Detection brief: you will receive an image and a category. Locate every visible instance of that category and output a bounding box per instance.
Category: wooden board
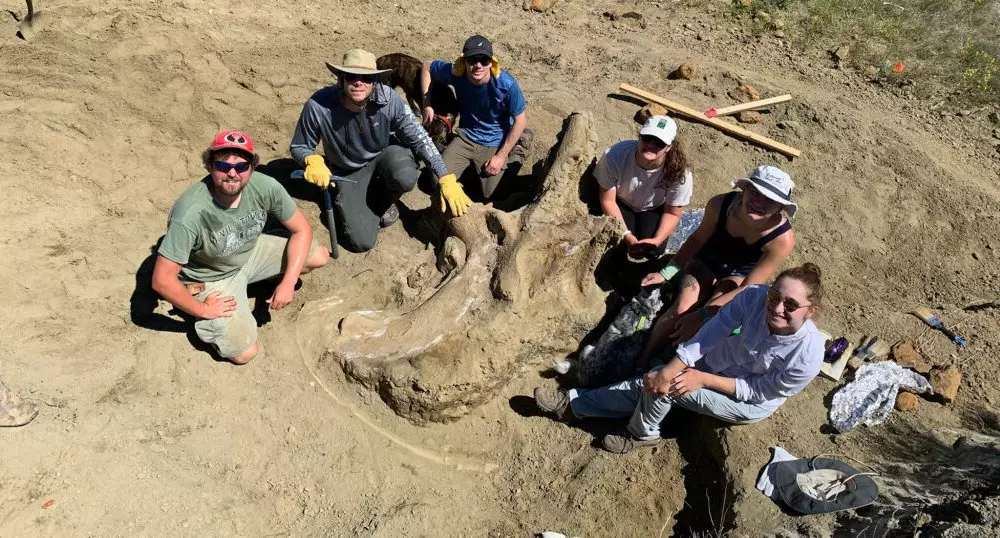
[708,94,793,117]
[619,83,802,159]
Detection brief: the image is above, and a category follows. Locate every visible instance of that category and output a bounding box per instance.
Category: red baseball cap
[208,130,257,159]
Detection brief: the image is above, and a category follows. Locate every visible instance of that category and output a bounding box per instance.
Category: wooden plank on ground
[619,83,802,159]
[706,94,793,118]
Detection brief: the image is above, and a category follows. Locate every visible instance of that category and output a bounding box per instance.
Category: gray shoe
[534,387,572,421]
[511,128,534,159]
[601,430,662,454]
[379,203,399,228]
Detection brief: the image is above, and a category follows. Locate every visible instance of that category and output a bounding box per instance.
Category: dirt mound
[296,112,618,423]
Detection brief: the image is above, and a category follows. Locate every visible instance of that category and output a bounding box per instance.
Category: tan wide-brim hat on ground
[325,48,391,75]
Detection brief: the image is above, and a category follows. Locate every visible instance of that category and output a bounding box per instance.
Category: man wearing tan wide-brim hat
[291,49,471,252]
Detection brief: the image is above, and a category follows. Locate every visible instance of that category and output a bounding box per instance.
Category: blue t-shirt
[429,60,527,147]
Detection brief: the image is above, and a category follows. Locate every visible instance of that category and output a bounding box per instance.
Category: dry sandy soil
[2,0,1000,536]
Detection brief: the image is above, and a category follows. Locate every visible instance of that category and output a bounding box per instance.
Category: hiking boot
[379,203,399,228]
[0,381,38,427]
[511,128,534,159]
[533,387,572,421]
[601,430,662,454]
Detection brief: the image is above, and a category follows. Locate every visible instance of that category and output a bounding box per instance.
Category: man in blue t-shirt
[420,34,531,201]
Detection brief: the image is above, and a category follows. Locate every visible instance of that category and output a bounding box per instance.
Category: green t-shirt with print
[158,171,297,282]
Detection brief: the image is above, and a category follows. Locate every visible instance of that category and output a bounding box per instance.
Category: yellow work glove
[304,155,332,189]
[438,174,472,217]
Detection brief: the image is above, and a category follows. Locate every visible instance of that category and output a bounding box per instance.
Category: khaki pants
[192,235,317,359]
[441,133,524,199]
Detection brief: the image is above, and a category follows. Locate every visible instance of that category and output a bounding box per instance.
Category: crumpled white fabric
[829,361,932,433]
[756,446,797,499]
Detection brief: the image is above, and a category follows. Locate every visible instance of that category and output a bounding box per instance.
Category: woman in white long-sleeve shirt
[533,263,825,454]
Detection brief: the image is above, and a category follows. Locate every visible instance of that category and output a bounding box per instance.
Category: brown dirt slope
[1,0,999,535]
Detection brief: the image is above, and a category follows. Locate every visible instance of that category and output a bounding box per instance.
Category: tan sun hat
[325,49,391,76]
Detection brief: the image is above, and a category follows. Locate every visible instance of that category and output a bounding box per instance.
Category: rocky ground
[1,0,999,535]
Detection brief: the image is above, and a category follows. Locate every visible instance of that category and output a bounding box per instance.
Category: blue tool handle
[291,169,340,258]
[946,331,966,347]
[322,187,339,259]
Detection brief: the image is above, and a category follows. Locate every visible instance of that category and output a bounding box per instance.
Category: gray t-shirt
[595,140,693,211]
[158,172,297,282]
[290,84,448,178]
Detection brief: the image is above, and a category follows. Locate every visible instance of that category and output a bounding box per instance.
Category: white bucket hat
[732,165,798,218]
[325,49,391,76]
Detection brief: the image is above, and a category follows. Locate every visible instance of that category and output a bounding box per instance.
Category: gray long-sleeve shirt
[290,84,448,178]
[676,285,824,409]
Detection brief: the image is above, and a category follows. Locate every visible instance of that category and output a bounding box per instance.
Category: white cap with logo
[639,115,678,145]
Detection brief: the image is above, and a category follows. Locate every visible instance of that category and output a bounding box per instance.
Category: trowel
[16,0,47,41]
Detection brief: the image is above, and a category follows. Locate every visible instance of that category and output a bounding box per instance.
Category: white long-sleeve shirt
[675,285,824,409]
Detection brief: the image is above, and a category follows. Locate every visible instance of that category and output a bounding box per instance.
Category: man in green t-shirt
[153,131,330,364]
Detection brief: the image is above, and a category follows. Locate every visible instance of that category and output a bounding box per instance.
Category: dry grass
[732,0,1000,105]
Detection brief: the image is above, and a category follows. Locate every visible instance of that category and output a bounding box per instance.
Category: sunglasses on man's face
[639,135,667,150]
[343,73,377,84]
[466,55,492,67]
[766,287,811,313]
[213,161,252,174]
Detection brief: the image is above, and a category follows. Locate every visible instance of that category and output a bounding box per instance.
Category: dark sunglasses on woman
[639,134,667,149]
[766,287,811,313]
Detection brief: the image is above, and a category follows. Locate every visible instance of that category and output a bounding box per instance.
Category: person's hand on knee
[483,154,505,176]
[200,291,237,319]
[668,368,706,398]
[644,367,676,396]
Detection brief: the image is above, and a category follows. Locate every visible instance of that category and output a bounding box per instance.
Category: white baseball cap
[732,165,798,218]
[638,115,677,146]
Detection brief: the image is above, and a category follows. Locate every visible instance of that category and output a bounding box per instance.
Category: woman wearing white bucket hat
[633,164,797,366]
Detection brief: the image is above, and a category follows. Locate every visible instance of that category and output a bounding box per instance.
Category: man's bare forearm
[497,114,527,158]
[280,230,311,287]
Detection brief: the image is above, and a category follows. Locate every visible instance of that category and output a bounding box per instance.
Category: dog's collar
[434,114,453,131]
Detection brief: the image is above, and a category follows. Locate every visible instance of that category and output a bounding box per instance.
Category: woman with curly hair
[596,115,693,259]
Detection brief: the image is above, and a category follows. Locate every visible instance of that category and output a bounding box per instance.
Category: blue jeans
[568,366,775,440]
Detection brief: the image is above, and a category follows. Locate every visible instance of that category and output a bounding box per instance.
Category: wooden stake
[705,94,793,118]
[619,83,802,159]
